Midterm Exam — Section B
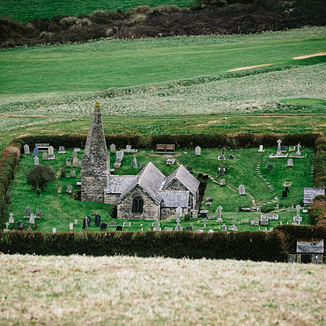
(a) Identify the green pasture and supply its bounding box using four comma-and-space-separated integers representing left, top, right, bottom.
0, 0, 192, 22
6, 147, 312, 233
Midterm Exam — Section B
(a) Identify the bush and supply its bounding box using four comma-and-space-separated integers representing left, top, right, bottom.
26, 165, 55, 191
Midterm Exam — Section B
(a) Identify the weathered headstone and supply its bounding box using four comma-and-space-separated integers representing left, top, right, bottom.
200, 210, 208, 218
48, 146, 54, 155
95, 214, 101, 226
218, 165, 226, 176
66, 184, 73, 194
282, 190, 288, 198
139, 162, 145, 170
100, 223, 107, 230
36, 209, 42, 218
70, 171, 76, 178
66, 158, 71, 167
217, 206, 223, 220
218, 147, 226, 160
229, 222, 238, 231
74, 147, 81, 152
9, 212, 14, 224
52, 228, 56, 234
24, 144, 30, 154
82, 217, 88, 230
87, 216, 91, 226
260, 215, 269, 226
287, 159, 294, 167
222, 224, 227, 232
74, 219, 78, 225
185, 226, 193, 231
239, 184, 246, 195
42, 152, 48, 160
116, 225, 123, 231
195, 146, 201, 156
258, 145, 265, 152
34, 156, 39, 165
6, 193, 11, 203
72, 151, 77, 159
110, 221, 116, 227
175, 207, 183, 218
25, 207, 31, 218
33, 147, 39, 157
132, 156, 138, 169
17, 220, 24, 231
29, 214, 35, 224
73, 157, 79, 167
61, 169, 66, 178
296, 143, 301, 156
229, 154, 235, 160
267, 164, 273, 168
110, 144, 116, 153
58, 146, 66, 154
277, 139, 282, 156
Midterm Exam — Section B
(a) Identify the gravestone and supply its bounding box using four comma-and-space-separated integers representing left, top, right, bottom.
217, 206, 223, 219
251, 220, 259, 226
276, 139, 282, 156
132, 156, 138, 169
87, 216, 91, 226
110, 144, 116, 153
267, 164, 273, 168
36, 209, 42, 218
229, 222, 238, 231
239, 184, 246, 195
229, 154, 235, 160
82, 217, 88, 230
175, 224, 183, 231
9, 212, 14, 224
218, 165, 226, 176
34, 156, 39, 166
5, 222, 9, 231
6, 193, 11, 203
220, 179, 226, 186
78, 161, 82, 168
70, 171, 76, 178
48, 146, 54, 155
296, 143, 301, 156
116, 225, 123, 231
153, 220, 161, 231
72, 151, 77, 159
285, 186, 290, 192
74, 147, 81, 152
66, 184, 73, 194
116, 151, 124, 162
66, 158, 71, 167
218, 147, 226, 160
58, 146, 66, 154
52, 228, 56, 234
191, 209, 198, 218
74, 219, 78, 225
222, 224, 227, 232
200, 210, 208, 218
100, 223, 107, 230
70, 223, 73, 230
175, 207, 183, 218
195, 146, 201, 156
282, 190, 288, 198
95, 214, 101, 226
258, 145, 265, 152
17, 220, 24, 231
126, 145, 132, 152
25, 207, 31, 217
139, 162, 145, 170
185, 226, 193, 231
281, 146, 286, 152
205, 202, 212, 207
164, 227, 173, 231
110, 221, 116, 227
287, 159, 294, 167
61, 169, 66, 178
260, 215, 269, 226
73, 157, 79, 167
42, 152, 48, 160
24, 144, 30, 154
33, 147, 39, 157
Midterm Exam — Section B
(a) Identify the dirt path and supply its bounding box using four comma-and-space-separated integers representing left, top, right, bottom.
293, 52, 326, 59
228, 64, 271, 72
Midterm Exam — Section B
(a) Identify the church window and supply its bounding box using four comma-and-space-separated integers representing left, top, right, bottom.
132, 196, 143, 213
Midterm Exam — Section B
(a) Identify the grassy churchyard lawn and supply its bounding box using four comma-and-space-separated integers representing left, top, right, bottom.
6, 145, 313, 233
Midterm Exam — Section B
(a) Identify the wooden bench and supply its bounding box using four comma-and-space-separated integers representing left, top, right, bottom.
156, 144, 175, 153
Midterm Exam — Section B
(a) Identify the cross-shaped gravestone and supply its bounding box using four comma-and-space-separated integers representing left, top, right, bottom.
218, 206, 223, 219
277, 139, 282, 155
296, 143, 301, 156
9, 212, 14, 224
5, 222, 9, 230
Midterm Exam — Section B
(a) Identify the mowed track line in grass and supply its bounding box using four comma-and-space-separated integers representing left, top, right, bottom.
1, 27, 325, 104
1, 255, 326, 325
0, 0, 192, 22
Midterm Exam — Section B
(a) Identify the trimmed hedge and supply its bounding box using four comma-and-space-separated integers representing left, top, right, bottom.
315, 137, 326, 187
0, 230, 288, 262
17, 132, 321, 150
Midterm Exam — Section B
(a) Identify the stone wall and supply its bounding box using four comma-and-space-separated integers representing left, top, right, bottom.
104, 193, 119, 205
117, 185, 160, 220
160, 207, 189, 220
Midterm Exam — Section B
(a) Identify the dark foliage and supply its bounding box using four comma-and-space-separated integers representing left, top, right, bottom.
0, 229, 288, 261
1, 1, 325, 48
26, 165, 55, 191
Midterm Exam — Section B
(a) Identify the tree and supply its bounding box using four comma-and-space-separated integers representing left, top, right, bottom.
26, 165, 55, 193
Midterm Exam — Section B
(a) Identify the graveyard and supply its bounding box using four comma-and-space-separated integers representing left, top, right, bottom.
5, 141, 314, 233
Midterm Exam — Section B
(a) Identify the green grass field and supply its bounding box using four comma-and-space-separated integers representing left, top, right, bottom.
6, 147, 312, 233
0, 0, 192, 22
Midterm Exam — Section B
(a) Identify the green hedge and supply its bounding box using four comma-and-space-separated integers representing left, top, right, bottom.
315, 137, 326, 187
17, 132, 321, 150
0, 230, 288, 262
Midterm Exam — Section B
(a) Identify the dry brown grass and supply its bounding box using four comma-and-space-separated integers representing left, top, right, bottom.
0, 255, 325, 325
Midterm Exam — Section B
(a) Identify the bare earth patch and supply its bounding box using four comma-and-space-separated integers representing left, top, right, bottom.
0, 254, 325, 325
293, 52, 326, 59
197, 120, 219, 127
228, 64, 271, 72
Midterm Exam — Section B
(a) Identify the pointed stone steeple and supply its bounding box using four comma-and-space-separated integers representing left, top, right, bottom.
81, 103, 110, 202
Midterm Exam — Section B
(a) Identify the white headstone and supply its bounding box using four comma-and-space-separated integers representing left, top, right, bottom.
110, 143, 116, 153
175, 207, 183, 218
74, 219, 78, 225
48, 146, 54, 155
132, 156, 138, 169
34, 156, 39, 166
277, 139, 282, 156
218, 206, 223, 219
287, 159, 293, 166
69, 223, 73, 230
73, 157, 79, 167
296, 143, 301, 156
9, 212, 14, 224
29, 214, 35, 224
5, 222, 9, 230
52, 228, 56, 234
258, 145, 265, 152
239, 184, 245, 195
195, 146, 201, 156
24, 144, 30, 154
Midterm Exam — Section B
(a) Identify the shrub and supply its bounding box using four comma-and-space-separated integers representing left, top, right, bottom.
26, 165, 55, 191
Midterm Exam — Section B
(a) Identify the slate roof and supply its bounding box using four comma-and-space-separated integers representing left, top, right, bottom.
159, 191, 189, 208
104, 175, 138, 194
117, 162, 165, 205
303, 187, 325, 205
162, 164, 200, 195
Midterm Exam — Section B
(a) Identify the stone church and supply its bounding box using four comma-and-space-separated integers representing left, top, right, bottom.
81, 103, 200, 220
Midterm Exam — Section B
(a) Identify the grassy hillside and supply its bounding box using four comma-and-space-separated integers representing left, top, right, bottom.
0, 0, 191, 22
1, 254, 325, 325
